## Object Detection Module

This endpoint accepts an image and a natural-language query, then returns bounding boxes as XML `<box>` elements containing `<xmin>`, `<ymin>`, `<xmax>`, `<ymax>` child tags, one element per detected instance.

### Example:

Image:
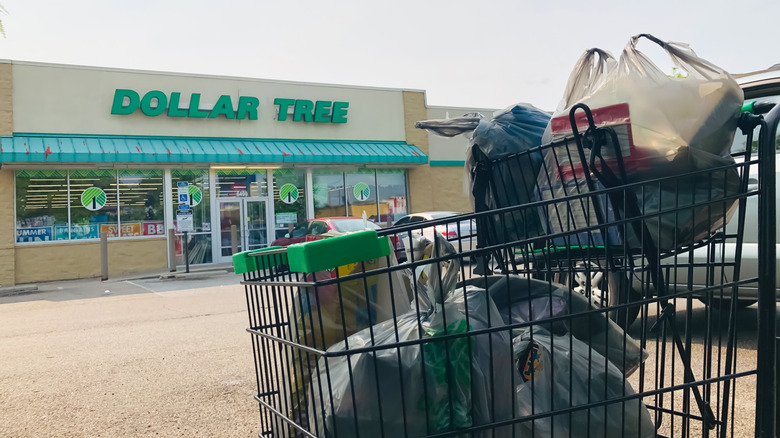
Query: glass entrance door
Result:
<box><xmin>217</xmin><ymin>198</ymin><xmax>268</xmax><ymax>261</ymax></box>
<box><xmin>244</xmin><ymin>200</ymin><xmax>267</xmax><ymax>251</ymax></box>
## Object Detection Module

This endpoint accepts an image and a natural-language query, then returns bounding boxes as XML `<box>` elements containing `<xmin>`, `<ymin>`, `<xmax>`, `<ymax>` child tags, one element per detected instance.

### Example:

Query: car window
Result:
<box><xmin>309</xmin><ymin>221</ymin><xmax>329</xmax><ymax>235</ymax></box>
<box><xmin>290</xmin><ymin>223</ymin><xmax>308</xmax><ymax>238</ymax></box>
<box><xmin>394</xmin><ymin>216</ymin><xmax>410</xmax><ymax>226</ymax></box>
<box><xmin>331</xmin><ymin>219</ymin><xmax>380</xmax><ymax>233</ymax></box>
<box><xmin>409</xmin><ymin>216</ymin><xmax>426</xmax><ymax>223</ymax></box>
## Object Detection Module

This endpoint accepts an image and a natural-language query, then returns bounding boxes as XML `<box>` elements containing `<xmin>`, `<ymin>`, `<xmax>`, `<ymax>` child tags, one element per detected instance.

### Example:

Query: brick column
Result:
<box><xmin>0</xmin><ymin>62</ymin><xmax>15</xmax><ymax>285</ymax></box>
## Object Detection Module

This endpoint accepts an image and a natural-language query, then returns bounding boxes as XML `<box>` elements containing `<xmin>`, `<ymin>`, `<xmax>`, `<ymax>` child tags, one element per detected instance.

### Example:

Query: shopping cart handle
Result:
<box><xmin>232</xmin><ymin>246</ymin><xmax>286</xmax><ymax>274</ymax></box>
<box><xmin>287</xmin><ymin>230</ymin><xmax>392</xmax><ymax>273</ymax></box>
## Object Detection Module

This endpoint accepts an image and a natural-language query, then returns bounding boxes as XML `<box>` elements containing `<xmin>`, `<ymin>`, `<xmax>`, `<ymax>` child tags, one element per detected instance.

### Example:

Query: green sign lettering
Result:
<box><xmin>314</xmin><ymin>100</ymin><xmax>332</xmax><ymax>123</ymax></box>
<box><xmin>332</xmin><ymin>101</ymin><xmax>349</xmax><ymax>124</ymax></box>
<box><xmin>237</xmin><ymin>96</ymin><xmax>260</xmax><ymax>120</ymax></box>
<box><xmin>140</xmin><ymin>90</ymin><xmax>167</xmax><ymax>117</ymax></box>
<box><xmin>167</xmin><ymin>92</ymin><xmax>188</xmax><ymax>117</ymax></box>
<box><xmin>111</xmin><ymin>89</ymin><xmax>140</xmax><ymax>115</ymax></box>
<box><xmin>275</xmin><ymin>98</ymin><xmax>349</xmax><ymax>123</ymax></box>
<box><xmin>188</xmin><ymin>93</ymin><xmax>209</xmax><ymax>118</ymax></box>
<box><xmin>293</xmin><ymin>99</ymin><xmax>314</xmax><ymax>122</ymax></box>
<box><xmin>110</xmin><ymin>89</ymin><xmax>347</xmax><ymax>124</ymax></box>
<box><xmin>209</xmin><ymin>95</ymin><xmax>236</xmax><ymax>119</ymax></box>
<box><xmin>274</xmin><ymin>98</ymin><xmax>295</xmax><ymax>121</ymax></box>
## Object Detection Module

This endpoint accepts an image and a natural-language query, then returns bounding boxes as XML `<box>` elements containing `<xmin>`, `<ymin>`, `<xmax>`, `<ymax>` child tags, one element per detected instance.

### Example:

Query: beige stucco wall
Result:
<box><xmin>404</xmin><ymin>96</ymin><xmax>478</xmax><ymax>214</ymax></box>
<box><xmin>403</xmin><ymin>91</ymin><xmax>433</xmax><ymax>214</ymax></box>
<box><xmin>426</xmin><ymin>105</ymin><xmax>496</xmax><ymax>163</ymax></box>
<box><xmin>12</xmin><ymin>62</ymin><xmax>409</xmax><ymax>142</ymax></box>
<box><xmin>14</xmin><ymin>238</ymin><xmax>167</xmax><ymax>284</ymax></box>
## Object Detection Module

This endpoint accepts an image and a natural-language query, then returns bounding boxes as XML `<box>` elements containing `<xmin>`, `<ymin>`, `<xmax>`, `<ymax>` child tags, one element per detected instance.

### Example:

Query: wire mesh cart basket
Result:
<box><xmin>234</xmin><ymin>103</ymin><xmax>778</xmax><ymax>438</ymax></box>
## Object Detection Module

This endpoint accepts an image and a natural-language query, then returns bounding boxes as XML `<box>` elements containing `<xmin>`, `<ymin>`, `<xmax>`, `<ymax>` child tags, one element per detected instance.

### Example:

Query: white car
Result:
<box><xmin>391</xmin><ymin>211</ymin><xmax>478</xmax><ymax>262</ymax></box>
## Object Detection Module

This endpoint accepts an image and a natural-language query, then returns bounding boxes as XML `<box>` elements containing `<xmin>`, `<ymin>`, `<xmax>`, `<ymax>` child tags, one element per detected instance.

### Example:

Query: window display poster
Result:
<box><xmin>142</xmin><ymin>222</ymin><xmax>165</xmax><ymax>236</ymax></box>
<box><xmin>54</xmin><ymin>224</ymin><xmax>99</xmax><ymax>240</ymax></box>
<box><xmin>100</xmin><ymin>223</ymin><xmax>142</xmax><ymax>238</ymax></box>
<box><xmin>16</xmin><ymin>227</ymin><xmax>53</xmax><ymax>243</ymax></box>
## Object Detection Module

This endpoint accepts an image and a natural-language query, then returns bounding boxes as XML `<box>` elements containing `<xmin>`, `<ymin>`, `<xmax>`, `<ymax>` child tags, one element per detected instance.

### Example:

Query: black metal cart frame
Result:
<box><xmin>235</xmin><ymin>103</ymin><xmax>777</xmax><ymax>438</ymax></box>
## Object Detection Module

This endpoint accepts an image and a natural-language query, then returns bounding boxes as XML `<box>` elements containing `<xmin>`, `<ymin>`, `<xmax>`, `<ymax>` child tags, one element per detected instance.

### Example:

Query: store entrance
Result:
<box><xmin>216</xmin><ymin>197</ymin><xmax>268</xmax><ymax>262</ymax></box>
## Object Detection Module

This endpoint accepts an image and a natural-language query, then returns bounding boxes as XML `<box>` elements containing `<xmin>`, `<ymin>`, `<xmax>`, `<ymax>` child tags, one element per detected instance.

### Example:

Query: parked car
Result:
<box><xmin>367</xmin><ymin>213</ymin><xmax>395</xmax><ymax>227</ymax></box>
<box><xmin>391</xmin><ymin>211</ymin><xmax>478</xmax><ymax>261</ymax></box>
<box><xmin>271</xmin><ymin>217</ymin><xmax>381</xmax><ymax>247</ymax></box>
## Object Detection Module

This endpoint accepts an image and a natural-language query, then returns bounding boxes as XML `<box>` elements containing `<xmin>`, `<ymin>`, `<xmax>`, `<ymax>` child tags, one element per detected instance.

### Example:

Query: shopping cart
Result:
<box><xmin>234</xmin><ymin>103</ymin><xmax>777</xmax><ymax>437</ymax></box>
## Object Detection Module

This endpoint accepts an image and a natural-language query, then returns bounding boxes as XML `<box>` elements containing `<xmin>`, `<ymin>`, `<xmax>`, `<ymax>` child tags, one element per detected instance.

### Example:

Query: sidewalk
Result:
<box><xmin>0</xmin><ymin>262</ymin><xmax>236</xmax><ymax>298</ymax></box>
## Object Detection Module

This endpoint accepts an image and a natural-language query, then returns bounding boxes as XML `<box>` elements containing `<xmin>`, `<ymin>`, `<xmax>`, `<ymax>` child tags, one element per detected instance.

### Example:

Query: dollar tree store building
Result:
<box><xmin>0</xmin><ymin>60</ymin><xmax>483</xmax><ymax>285</ymax></box>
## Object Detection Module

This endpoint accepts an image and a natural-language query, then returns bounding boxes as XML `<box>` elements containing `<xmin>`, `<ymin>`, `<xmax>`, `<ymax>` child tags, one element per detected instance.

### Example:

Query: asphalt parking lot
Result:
<box><xmin>0</xmin><ymin>271</ymin><xmax>260</xmax><ymax>437</ymax></box>
<box><xmin>0</xmin><ymin>269</ymin><xmax>775</xmax><ymax>437</ymax></box>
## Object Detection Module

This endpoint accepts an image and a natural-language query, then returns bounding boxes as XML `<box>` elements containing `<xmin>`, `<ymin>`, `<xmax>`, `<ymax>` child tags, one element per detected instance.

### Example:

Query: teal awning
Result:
<box><xmin>0</xmin><ymin>135</ymin><xmax>428</xmax><ymax>165</ymax></box>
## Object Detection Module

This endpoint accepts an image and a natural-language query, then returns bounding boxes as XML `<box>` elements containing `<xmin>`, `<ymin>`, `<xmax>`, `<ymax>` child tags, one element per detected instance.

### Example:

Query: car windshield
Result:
<box><xmin>331</xmin><ymin>219</ymin><xmax>380</xmax><ymax>233</ymax></box>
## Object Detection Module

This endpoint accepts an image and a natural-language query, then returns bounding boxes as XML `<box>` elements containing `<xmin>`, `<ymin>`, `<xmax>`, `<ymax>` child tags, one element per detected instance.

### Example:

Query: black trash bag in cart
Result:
<box><xmin>416</xmin><ymin>104</ymin><xmax>551</xmax><ymax>246</ymax></box>
<box><xmin>308</xmin><ymin>236</ymin><xmax>514</xmax><ymax>437</ymax></box>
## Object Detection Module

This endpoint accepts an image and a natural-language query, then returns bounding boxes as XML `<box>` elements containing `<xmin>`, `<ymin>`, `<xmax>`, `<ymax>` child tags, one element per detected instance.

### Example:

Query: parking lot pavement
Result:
<box><xmin>0</xmin><ymin>270</ymin><xmax>263</xmax><ymax>437</ymax></box>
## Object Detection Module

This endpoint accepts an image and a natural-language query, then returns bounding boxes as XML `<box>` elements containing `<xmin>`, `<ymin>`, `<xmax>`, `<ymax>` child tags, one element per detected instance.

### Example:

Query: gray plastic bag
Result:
<box><xmin>512</xmin><ymin>329</ymin><xmax>655</xmax><ymax>438</ymax></box>
<box><xmin>308</xmin><ymin>237</ymin><xmax>514</xmax><ymax>437</ymax></box>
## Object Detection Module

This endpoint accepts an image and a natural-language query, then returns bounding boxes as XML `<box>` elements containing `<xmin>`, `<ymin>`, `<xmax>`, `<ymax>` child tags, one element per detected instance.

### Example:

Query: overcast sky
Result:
<box><xmin>1</xmin><ymin>0</ymin><xmax>777</xmax><ymax>111</ymax></box>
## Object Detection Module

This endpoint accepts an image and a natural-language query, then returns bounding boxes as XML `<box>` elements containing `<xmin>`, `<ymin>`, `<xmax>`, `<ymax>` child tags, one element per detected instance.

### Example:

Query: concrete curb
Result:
<box><xmin>0</xmin><ymin>284</ymin><xmax>39</xmax><ymax>298</ymax></box>
<box><xmin>157</xmin><ymin>268</ymin><xmax>233</xmax><ymax>280</ymax></box>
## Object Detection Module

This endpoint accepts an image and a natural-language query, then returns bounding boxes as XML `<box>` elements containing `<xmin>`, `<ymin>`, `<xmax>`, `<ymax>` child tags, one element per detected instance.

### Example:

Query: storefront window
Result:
<box><xmin>15</xmin><ymin>170</ymin><xmax>69</xmax><ymax>242</ymax></box>
<box><xmin>69</xmin><ymin>169</ymin><xmax>118</xmax><ymax>240</ymax></box>
<box><xmin>118</xmin><ymin>169</ymin><xmax>164</xmax><ymax>237</ymax></box>
<box><xmin>272</xmin><ymin>169</ymin><xmax>306</xmax><ymax>239</ymax></box>
<box><xmin>172</xmin><ymin>169</ymin><xmax>212</xmax><ymax>265</ymax></box>
<box><xmin>345</xmin><ymin>169</ymin><xmax>377</xmax><ymax>218</ymax></box>
<box><xmin>312</xmin><ymin>169</ymin><xmax>346</xmax><ymax>218</ymax></box>
<box><xmin>375</xmin><ymin>169</ymin><xmax>407</xmax><ymax>226</ymax></box>
<box><xmin>215</xmin><ymin>169</ymin><xmax>268</xmax><ymax>197</ymax></box>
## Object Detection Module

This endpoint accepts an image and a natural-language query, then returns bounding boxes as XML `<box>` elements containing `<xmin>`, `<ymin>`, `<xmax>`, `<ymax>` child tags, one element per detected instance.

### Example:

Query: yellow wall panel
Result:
<box><xmin>15</xmin><ymin>238</ymin><xmax>167</xmax><ymax>284</ymax></box>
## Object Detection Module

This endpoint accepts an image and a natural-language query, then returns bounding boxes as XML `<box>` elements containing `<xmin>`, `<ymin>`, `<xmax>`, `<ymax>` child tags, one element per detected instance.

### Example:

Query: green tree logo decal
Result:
<box><xmin>81</xmin><ymin>187</ymin><xmax>107</xmax><ymax>211</ymax></box>
<box><xmin>280</xmin><ymin>183</ymin><xmax>299</xmax><ymax>204</ymax></box>
<box><xmin>353</xmin><ymin>182</ymin><xmax>370</xmax><ymax>201</ymax></box>
<box><xmin>188</xmin><ymin>185</ymin><xmax>202</xmax><ymax>206</ymax></box>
